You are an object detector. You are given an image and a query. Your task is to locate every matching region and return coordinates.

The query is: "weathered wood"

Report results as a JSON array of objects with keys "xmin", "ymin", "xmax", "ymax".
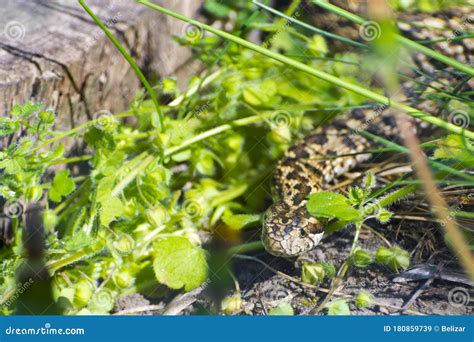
[{"xmin": 0, "ymin": 0, "xmax": 203, "ymax": 129}]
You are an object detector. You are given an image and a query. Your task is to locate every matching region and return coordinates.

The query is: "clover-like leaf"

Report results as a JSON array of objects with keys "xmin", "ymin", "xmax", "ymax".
[
  {"xmin": 49, "ymin": 170, "xmax": 75, "ymax": 202},
  {"xmin": 307, "ymin": 192, "xmax": 359, "ymax": 221},
  {"xmin": 327, "ymin": 299, "xmax": 351, "ymax": 315},
  {"xmin": 376, "ymin": 246, "xmax": 410, "ymax": 272},
  {"xmin": 153, "ymin": 237, "xmax": 208, "ymax": 292}
]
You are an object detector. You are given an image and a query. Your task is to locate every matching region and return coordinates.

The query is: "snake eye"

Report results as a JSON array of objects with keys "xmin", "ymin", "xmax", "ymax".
[{"xmin": 300, "ymin": 228, "xmax": 307, "ymax": 237}]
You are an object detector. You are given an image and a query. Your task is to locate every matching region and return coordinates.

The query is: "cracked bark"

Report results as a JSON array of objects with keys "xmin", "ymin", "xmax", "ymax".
[{"xmin": 0, "ymin": 0, "xmax": 203, "ymax": 132}]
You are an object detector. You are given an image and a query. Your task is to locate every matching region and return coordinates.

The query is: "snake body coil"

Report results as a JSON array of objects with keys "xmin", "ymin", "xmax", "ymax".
[{"xmin": 262, "ymin": 6, "xmax": 473, "ymax": 257}]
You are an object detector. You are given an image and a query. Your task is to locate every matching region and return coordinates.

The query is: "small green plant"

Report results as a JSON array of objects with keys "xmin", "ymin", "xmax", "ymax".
[
  {"xmin": 354, "ymin": 290, "xmax": 374, "ymax": 309},
  {"xmin": 268, "ymin": 302, "xmax": 294, "ymax": 316},
  {"xmin": 305, "ymin": 173, "xmax": 411, "ymax": 312},
  {"xmin": 307, "ymin": 172, "xmax": 393, "ymax": 226},
  {"xmin": 301, "ymin": 261, "xmax": 336, "ymax": 285},
  {"xmin": 1, "ymin": 0, "xmax": 472, "ymax": 316},
  {"xmin": 326, "ymin": 299, "xmax": 350, "ymax": 316}
]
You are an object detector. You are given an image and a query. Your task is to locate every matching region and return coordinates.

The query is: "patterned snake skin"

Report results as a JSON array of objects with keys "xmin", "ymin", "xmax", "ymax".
[{"xmin": 262, "ymin": 5, "xmax": 473, "ymax": 257}]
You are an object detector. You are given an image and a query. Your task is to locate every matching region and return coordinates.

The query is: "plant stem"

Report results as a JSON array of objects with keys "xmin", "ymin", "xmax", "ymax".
[
  {"xmin": 313, "ymin": 217, "xmax": 365, "ymax": 314},
  {"xmin": 168, "ymin": 70, "xmax": 222, "ymax": 107},
  {"xmin": 78, "ymin": 0, "xmax": 164, "ymax": 129},
  {"xmin": 49, "ymin": 155, "xmax": 92, "ymax": 166},
  {"xmin": 254, "ymin": 0, "xmax": 366, "ymax": 49},
  {"xmin": 137, "ymin": 0, "xmax": 474, "ymax": 139},
  {"xmin": 311, "ymin": 0, "xmax": 474, "ymax": 77},
  {"xmin": 47, "ymin": 239, "xmax": 105, "ymax": 273},
  {"xmin": 164, "ymin": 111, "xmax": 276, "ymax": 156},
  {"xmin": 326, "ymin": 184, "xmax": 418, "ymax": 234},
  {"xmin": 32, "ymin": 111, "xmax": 133, "ymax": 153}
]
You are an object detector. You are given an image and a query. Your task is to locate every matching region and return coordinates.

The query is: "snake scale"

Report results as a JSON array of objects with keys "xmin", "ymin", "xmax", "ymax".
[{"xmin": 262, "ymin": 4, "xmax": 473, "ymax": 257}]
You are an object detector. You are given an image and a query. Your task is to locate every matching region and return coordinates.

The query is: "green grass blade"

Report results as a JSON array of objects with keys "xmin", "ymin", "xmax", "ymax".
[
  {"xmin": 361, "ymin": 130, "xmax": 474, "ymax": 182},
  {"xmin": 136, "ymin": 0, "xmax": 474, "ymax": 139},
  {"xmin": 78, "ymin": 0, "xmax": 164, "ymax": 129},
  {"xmin": 253, "ymin": 1, "xmax": 367, "ymax": 49},
  {"xmin": 311, "ymin": 0, "xmax": 474, "ymax": 77}
]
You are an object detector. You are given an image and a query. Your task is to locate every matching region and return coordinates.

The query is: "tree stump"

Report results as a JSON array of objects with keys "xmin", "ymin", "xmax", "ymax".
[{"xmin": 0, "ymin": 0, "xmax": 203, "ymax": 130}]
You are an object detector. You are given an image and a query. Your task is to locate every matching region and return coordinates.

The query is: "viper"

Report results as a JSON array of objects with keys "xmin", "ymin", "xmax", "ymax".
[{"xmin": 262, "ymin": 4, "xmax": 473, "ymax": 257}]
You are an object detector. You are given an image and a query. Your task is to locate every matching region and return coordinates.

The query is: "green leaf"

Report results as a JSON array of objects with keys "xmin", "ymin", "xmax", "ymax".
[
  {"xmin": 221, "ymin": 294, "xmax": 242, "ymax": 315},
  {"xmin": 49, "ymin": 170, "xmax": 75, "ymax": 202},
  {"xmin": 307, "ymin": 192, "xmax": 359, "ymax": 221},
  {"xmin": 268, "ymin": 302, "xmax": 294, "ymax": 316},
  {"xmin": 153, "ymin": 237, "xmax": 208, "ymax": 291},
  {"xmin": 376, "ymin": 246, "xmax": 410, "ymax": 272},
  {"xmin": 433, "ymin": 135, "xmax": 474, "ymax": 167},
  {"xmin": 301, "ymin": 261, "xmax": 325, "ymax": 285},
  {"xmin": 327, "ymin": 299, "xmax": 351, "ymax": 315},
  {"xmin": 355, "ymin": 290, "xmax": 374, "ymax": 308},
  {"xmin": 363, "ymin": 172, "xmax": 376, "ymax": 189},
  {"xmin": 348, "ymin": 186, "xmax": 365, "ymax": 205},
  {"xmin": 84, "ymin": 127, "xmax": 116, "ymax": 150},
  {"xmin": 96, "ymin": 175, "xmax": 124, "ymax": 227},
  {"xmin": 0, "ymin": 117, "xmax": 19, "ymax": 137},
  {"xmin": 87, "ymin": 288, "xmax": 115, "ymax": 314},
  {"xmin": 308, "ymin": 35, "xmax": 328, "ymax": 56},
  {"xmin": 242, "ymin": 80, "xmax": 277, "ymax": 106},
  {"xmin": 0, "ymin": 157, "xmax": 26, "ymax": 174},
  {"xmin": 161, "ymin": 78, "xmax": 178, "ymax": 94},
  {"xmin": 352, "ymin": 249, "xmax": 373, "ymax": 268},
  {"xmin": 194, "ymin": 149, "xmax": 217, "ymax": 176},
  {"xmin": 11, "ymin": 102, "xmax": 43, "ymax": 118},
  {"xmin": 377, "ymin": 208, "xmax": 392, "ymax": 223}
]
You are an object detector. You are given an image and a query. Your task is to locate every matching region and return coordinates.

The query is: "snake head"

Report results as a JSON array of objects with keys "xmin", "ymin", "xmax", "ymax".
[{"xmin": 262, "ymin": 201, "xmax": 325, "ymax": 257}]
